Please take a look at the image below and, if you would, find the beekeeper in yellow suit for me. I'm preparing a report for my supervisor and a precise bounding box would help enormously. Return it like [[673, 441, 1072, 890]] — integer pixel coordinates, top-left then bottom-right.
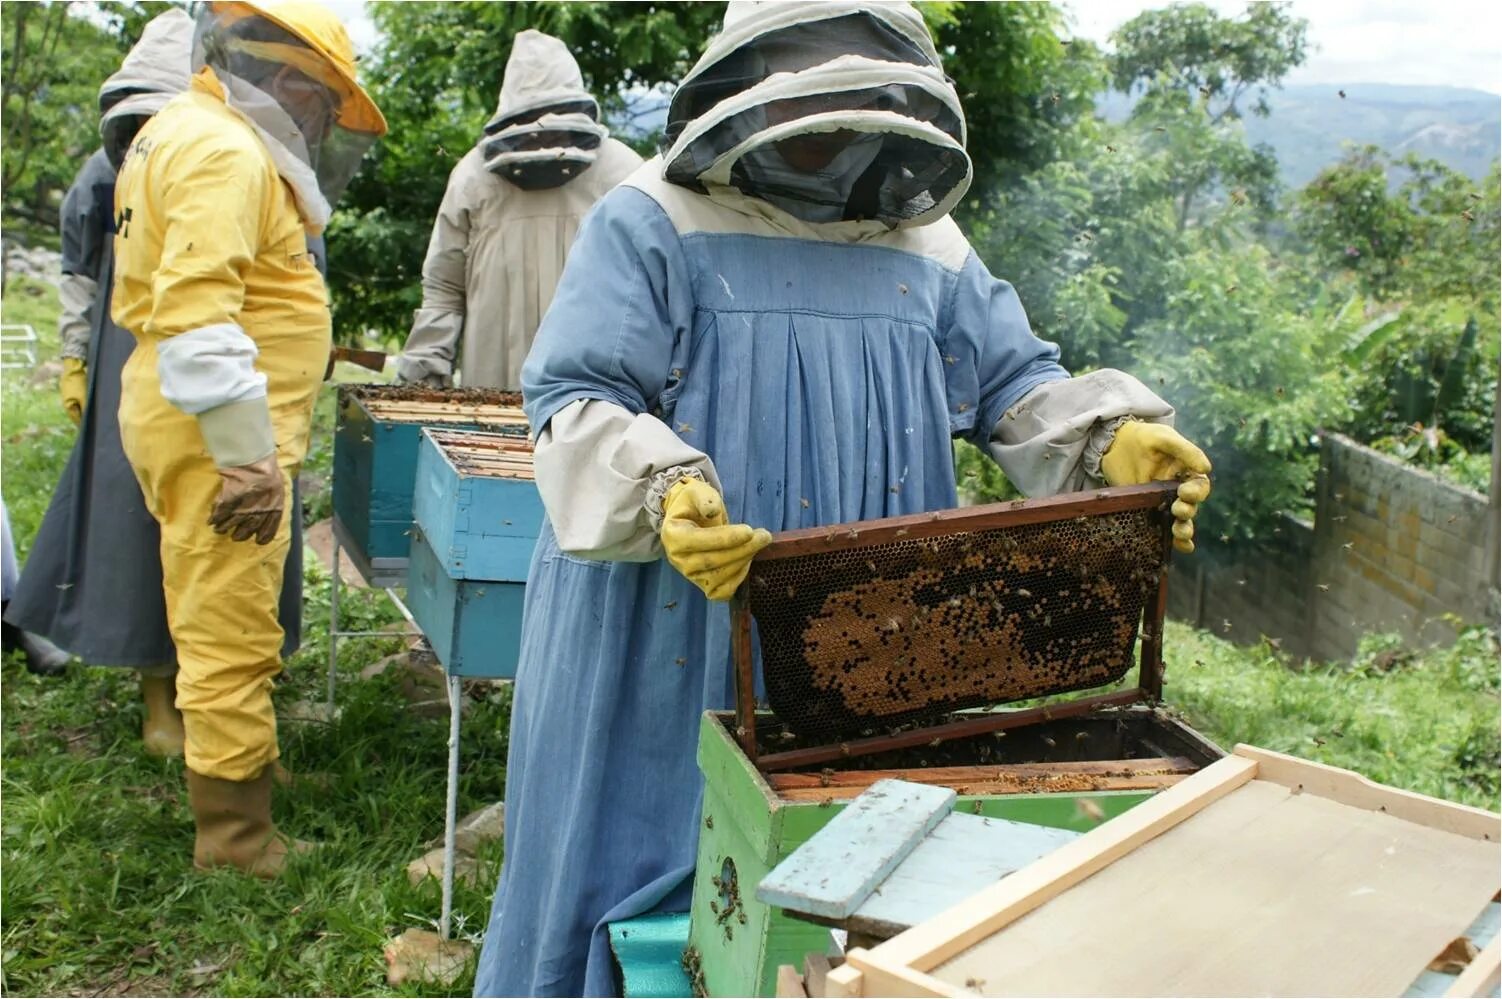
[[111, 0, 385, 877]]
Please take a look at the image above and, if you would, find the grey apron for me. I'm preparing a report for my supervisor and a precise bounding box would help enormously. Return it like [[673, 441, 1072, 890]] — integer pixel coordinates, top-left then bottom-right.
[[4, 150, 303, 667]]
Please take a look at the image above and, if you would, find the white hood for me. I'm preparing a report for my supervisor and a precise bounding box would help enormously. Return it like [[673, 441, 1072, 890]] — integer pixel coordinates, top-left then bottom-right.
[[99, 8, 194, 124], [487, 29, 599, 132], [661, 1, 971, 229]]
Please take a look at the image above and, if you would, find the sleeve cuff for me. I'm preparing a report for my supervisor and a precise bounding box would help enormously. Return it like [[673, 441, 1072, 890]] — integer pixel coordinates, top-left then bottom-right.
[[196, 398, 275, 468], [645, 466, 707, 532]]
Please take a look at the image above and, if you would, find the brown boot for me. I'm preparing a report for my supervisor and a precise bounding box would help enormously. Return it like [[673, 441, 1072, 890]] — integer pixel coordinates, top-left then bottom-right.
[[186, 765, 315, 878], [140, 674, 185, 758]]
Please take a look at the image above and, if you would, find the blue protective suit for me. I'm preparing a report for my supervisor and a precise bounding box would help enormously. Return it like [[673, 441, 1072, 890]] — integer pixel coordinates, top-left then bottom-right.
[[473, 172, 1068, 995]]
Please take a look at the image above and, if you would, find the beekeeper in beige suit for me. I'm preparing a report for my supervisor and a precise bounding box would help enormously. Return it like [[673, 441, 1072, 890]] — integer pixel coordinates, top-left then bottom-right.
[[394, 30, 642, 390]]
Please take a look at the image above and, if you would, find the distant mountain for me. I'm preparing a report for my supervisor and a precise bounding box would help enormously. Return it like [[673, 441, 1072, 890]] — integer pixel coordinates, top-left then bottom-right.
[[1097, 83, 1500, 190]]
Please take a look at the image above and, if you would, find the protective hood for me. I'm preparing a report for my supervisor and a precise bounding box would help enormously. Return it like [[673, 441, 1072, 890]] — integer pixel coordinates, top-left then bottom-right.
[[481, 30, 605, 189], [193, 0, 386, 232], [99, 9, 194, 167], [662, 1, 971, 229], [486, 29, 599, 132]]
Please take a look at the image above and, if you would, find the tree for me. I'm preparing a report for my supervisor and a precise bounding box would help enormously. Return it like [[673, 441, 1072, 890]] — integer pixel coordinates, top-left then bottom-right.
[[2, 3, 120, 230], [1108, 2, 1308, 231], [1, 1, 179, 233]]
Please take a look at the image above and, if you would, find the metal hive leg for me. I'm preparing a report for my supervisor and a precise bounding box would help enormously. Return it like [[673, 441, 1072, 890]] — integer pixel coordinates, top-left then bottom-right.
[[441, 673, 462, 940]]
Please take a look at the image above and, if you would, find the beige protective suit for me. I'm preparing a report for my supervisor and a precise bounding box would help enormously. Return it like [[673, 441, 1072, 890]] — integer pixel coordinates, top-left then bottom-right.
[[394, 30, 642, 390]]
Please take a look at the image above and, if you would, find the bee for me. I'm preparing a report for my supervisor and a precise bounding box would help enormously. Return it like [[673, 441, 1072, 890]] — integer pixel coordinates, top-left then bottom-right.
[[945, 354, 958, 365], [1462, 210, 1476, 222], [676, 657, 688, 667], [1105, 144, 1117, 153], [1222, 619, 1233, 633], [1312, 736, 1326, 747], [818, 796, 834, 808], [1229, 188, 1248, 205], [1153, 125, 1166, 132], [1342, 542, 1354, 551], [1317, 584, 1330, 592], [965, 978, 987, 990], [664, 601, 678, 611], [677, 422, 695, 434], [1337, 89, 1347, 99], [800, 497, 810, 509], [1194, 658, 1206, 668], [1225, 284, 1238, 295]]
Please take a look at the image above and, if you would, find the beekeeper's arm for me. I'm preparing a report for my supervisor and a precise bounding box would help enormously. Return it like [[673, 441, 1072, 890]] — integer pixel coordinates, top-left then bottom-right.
[[524, 187, 766, 589], [57, 166, 106, 362], [944, 243, 1209, 550], [145, 136, 283, 544], [395, 161, 473, 387]]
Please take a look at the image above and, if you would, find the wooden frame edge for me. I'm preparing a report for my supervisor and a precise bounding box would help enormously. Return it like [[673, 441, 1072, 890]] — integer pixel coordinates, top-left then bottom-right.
[[843, 949, 950, 998], [1232, 745, 1502, 840], [822, 960, 868, 998], [1446, 936, 1502, 998], [864, 754, 1259, 974]]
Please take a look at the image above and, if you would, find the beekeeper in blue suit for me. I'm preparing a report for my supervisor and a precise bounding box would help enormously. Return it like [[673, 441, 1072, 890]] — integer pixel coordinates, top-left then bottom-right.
[[475, 3, 1212, 995]]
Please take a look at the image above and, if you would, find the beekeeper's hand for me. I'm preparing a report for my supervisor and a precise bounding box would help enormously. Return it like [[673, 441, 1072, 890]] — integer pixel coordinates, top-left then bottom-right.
[[1101, 420, 1211, 554], [659, 478, 771, 601], [60, 358, 87, 425], [197, 399, 285, 545]]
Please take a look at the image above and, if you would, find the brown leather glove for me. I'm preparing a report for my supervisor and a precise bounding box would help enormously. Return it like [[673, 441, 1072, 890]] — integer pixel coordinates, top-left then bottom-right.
[[208, 454, 284, 545]]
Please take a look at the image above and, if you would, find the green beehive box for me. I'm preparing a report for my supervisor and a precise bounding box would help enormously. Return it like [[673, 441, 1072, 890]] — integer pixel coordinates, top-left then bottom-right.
[[686, 484, 1225, 997]]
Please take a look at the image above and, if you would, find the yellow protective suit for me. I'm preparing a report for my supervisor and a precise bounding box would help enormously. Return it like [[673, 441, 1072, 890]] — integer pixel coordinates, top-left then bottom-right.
[[112, 68, 329, 782]]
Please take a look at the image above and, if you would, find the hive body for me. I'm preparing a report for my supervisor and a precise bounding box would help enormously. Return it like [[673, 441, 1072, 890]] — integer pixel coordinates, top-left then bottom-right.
[[407, 427, 540, 679]]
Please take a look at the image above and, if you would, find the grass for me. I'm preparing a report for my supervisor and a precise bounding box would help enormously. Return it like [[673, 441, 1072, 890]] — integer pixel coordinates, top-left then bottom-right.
[[2, 269, 1497, 996]]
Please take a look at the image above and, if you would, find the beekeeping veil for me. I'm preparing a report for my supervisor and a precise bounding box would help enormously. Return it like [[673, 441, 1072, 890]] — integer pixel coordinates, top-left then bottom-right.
[[662, 1, 971, 228], [480, 30, 608, 190], [99, 9, 194, 169], [193, 0, 387, 231]]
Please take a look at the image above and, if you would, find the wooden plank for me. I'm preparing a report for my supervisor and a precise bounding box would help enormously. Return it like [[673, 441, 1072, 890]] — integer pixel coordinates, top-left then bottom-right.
[[776, 773, 1186, 803], [928, 780, 1498, 996], [732, 592, 757, 758], [820, 960, 868, 999], [843, 949, 951, 998], [804, 954, 833, 999], [758, 780, 956, 919], [1446, 937, 1502, 998], [752, 482, 1177, 562], [756, 690, 1147, 772], [862, 753, 1258, 974], [848, 813, 1079, 937], [777, 964, 810, 998], [768, 757, 1199, 790], [1232, 745, 1501, 841]]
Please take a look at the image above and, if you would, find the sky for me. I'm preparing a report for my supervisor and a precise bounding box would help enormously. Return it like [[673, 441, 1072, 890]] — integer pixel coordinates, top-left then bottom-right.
[[328, 0, 1502, 98]]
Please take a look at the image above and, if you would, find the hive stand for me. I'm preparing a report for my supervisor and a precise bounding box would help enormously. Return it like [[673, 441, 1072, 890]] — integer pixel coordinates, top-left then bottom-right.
[[407, 427, 543, 940]]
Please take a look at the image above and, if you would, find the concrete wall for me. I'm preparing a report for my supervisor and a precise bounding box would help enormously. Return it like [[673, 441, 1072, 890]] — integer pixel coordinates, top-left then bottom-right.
[[1169, 434, 1499, 662]]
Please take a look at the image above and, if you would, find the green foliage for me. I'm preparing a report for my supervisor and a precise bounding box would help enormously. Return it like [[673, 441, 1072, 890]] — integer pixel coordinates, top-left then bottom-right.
[[1165, 621, 1500, 810], [923, 2, 1103, 196], [2, 4, 120, 230], [1109, 2, 1308, 121]]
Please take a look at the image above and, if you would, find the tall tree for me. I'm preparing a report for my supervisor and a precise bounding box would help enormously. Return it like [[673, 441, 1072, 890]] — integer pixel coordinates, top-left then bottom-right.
[[1109, 2, 1308, 230]]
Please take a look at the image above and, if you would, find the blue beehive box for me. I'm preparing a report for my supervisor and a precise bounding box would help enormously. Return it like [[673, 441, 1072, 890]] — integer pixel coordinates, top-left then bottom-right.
[[407, 427, 544, 679], [332, 386, 527, 583]]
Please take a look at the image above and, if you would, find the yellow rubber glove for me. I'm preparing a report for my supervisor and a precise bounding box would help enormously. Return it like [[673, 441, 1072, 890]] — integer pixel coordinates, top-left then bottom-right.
[[660, 478, 772, 601], [1101, 420, 1212, 554], [60, 358, 87, 426]]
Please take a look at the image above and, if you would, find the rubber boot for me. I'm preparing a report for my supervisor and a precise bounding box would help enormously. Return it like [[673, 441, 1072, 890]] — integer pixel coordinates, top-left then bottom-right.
[[186, 765, 315, 878], [140, 674, 185, 758], [1, 608, 69, 677]]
